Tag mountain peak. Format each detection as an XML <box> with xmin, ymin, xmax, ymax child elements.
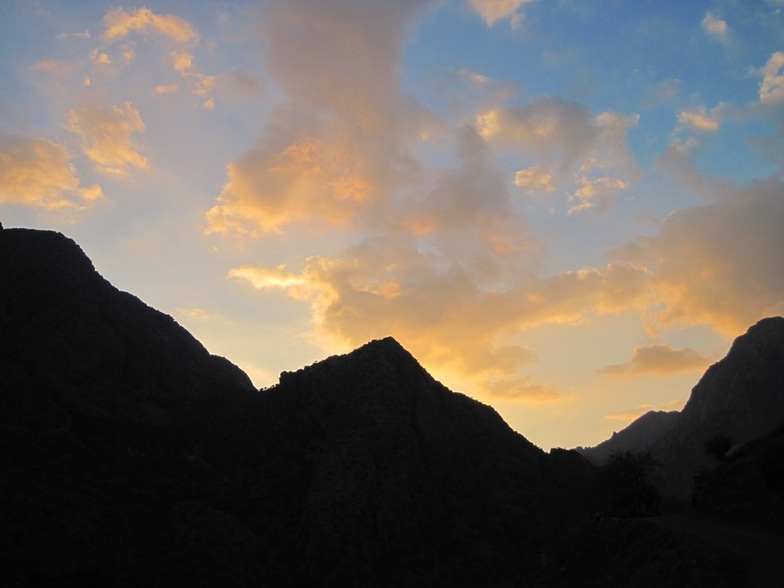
<box><xmin>277</xmin><ymin>335</ymin><xmax>432</xmax><ymax>394</ymax></box>
<box><xmin>659</xmin><ymin>315</ymin><xmax>784</xmax><ymax>499</ymax></box>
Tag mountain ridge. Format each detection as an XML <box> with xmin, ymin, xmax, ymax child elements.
<box><xmin>0</xmin><ymin>226</ymin><xmax>582</xmax><ymax>586</ymax></box>
<box><xmin>2</xmin><ymin>225</ymin><xmax>781</xmax><ymax>586</ymax></box>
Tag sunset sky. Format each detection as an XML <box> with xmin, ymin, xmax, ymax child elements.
<box><xmin>2</xmin><ymin>0</ymin><xmax>783</xmax><ymax>450</ymax></box>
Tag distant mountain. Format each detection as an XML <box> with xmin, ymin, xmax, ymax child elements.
<box><xmin>576</xmin><ymin>410</ymin><xmax>680</xmax><ymax>465</ymax></box>
<box><xmin>655</xmin><ymin>317</ymin><xmax>784</xmax><ymax>500</ymax></box>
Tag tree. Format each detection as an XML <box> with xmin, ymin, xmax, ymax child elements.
<box><xmin>603</xmin><ymin>450</ymin><xmax>661</xmax><ymax>517</ymax></box>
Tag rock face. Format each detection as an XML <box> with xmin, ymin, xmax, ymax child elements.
<box><xmin>656</xmin><ymin>317</ymin><xmax>784</xmax><ymax>500</ymax></box>
<box><xmin>227</xmin><ymin>337</ymin><xmax>583</xmax><ymax>586</ymax></box>
<box><xmin>0</xmin><ymin>228</ymin><xmax>255</xmax><ymax>432</ymax></box>
<box><xmin>0</xmin><ymin>227</ymin><xmax>582</xmax><ymax>586</ymax></box>
<box><xmin>576</xmin><ymin>410</ymin><xmax>680</xmax><ymax>465</ymax></box>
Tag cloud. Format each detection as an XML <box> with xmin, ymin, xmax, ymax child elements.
<box><xmin>481</xmin><ymin>376</ymin><xmax>563</xmax><ymax>403</ymax></box>
<box><xmin>568</xmin><ymin>176</ymin><xmax>628</xmax><ymax>214</ymax></box>
<box><xmin>102</xmin><ymin>7</ymin><xmax>198</xmax><ymax>44</ymax></box>
<box><xmin>478</xmin><ymin>100</ymin><xmax>638</xmax><ymax>212</ymax></box>
<box><xmin>169</xmin><ymin>50</ymin><xmax>217</xmax><ymax>108</ymax></box>
<box><xmin>65</xmin><ymin>101</ymin><xmax>149</xmax><ymax>177</ymax></box>
<box><xmin>612</xmin><ymin>177</ymin><xmax>784</xmax><ymax>335</ymax></box>
<box><xmin>229</xmin><ymin>231</ymin><xmax>649</xmax><ymax>402</ymax></box>
<box><xmin>756</xmin><ymin>51</ymin><xmax>784</xmax><ymax>105</ymax></box>
<box><xmin>677</xmin><ymin>106</ymin><xmax>721</xmax><ymax>133</ymax></box>
<box><xmin>468</xmin><ymin>0</ymin><xmax>536</xmax><ymax>28</ymax></box>
<box><xmin>600</xmin><ymin>344</ymin><xmax>712</xmax><ymax>376</ymax></box>
<box><xmin>205</xmin><ymin>0</ymin><xmax>434</xmax><ymax>236</ymax></box>
<box><xmin>701</xmin><ymin>11</ymin><xmax>729</xmax><ymax>40</ymax></box>
<box><xmin>153</xmin><ymin>84</ymin><xmax>178</xmax><ymax>96</ymax></box>
<box><xmin>0</xmin><ymin>133</ymin><xmax>102</xmax><ymax>210</ymax></box>
<box><xmin>205</xmin><ymin>135</ymin><xmax>375</xmax><ymax>236</ymax></box>
<box><xmin>514</xmin><ymin>166</ymin><xmax>555</xmax><ymax>194</ymax></box>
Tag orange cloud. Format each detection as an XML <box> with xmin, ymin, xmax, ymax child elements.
<box><xmin>600</xmin><ymin>344</ymin><xmax>712</xmax><ymax>376</ymax></box>
<box><xmin>206</xmin><ymin>1</ymin><xmax>433</xmax><ymax>236</ymax></box>
<box><xmin>169</xmin><ymin>50</ymin><xmax>216</xmax><ymax>107</ymax></box>
<box><xmin>613</xmin><ymin>177</ymin><xmax>784</xmax><ymax>335</ymax></box>
<box><xmin>468</xmin><ymin>0</ymin><xmax>536</xmax><ymax>28</ymax></box>
<box><xmin>514</xmin><ymin>166</ymin><xmax>555</xmax><ymax>194</ymax></box>
<box><xmin>65</xmin><ymin>101</ymin><xmax>149</xmax><ymax>177</ymax></box>
<box><xmin>701</xmin><ymin>11</ymin><xmax>729</xmax><ymax>40</ymax></box>
<box><xmin>103</xmin><ymin>7</ymin><xmax>198</xmax><ymax>44</ymax></box>
<box><xmin>0</xmin><ymin>134</ymin><xmax>102</xmax><ymax>210</ymax></box>
<box><xmin>205</xmin><ymin>137</ymin><xmax>375</xmax><ymax>236</ymax></box>
<box><xmin>477</xmin><ymin>100</ymin><xmax>638</xmax><ymax>212</ymax></box>
<box><xmin>229</xmin><ymin>234</ymin><xmax>649</xmax><ymax>403</ymax></box>
<box><xmin>677</xmin><ymin>108</ymin><xmax>720</xmax><ymax>133</ymax></box>
<box><xmin>480</xmin><ymin>377</ymin><xmax>564</xmax><ymax>403</ymax></box>
<box><xmin>757</xmin><ymin>51</ymin><xmax>784</xmax><ymax>105</ymax></box>
<box><xmin>568</xmin><ymin>176</ymin><xmax>628</xmax><ymax>214</ymax></box>
<box><xmin>153</xmin><ymin>84</ymin><xmax>178</xmax><ymax>96</ymax></box>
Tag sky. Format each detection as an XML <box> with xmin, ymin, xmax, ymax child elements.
<box><xmin>2</xmin><ymin>0</ymin><xmax>783</xmax><ymax>450</ymax></box>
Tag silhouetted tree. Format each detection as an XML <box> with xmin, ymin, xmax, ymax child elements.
<box><xmin>603</xmin><ymin>450</ymin><xmax>661</xmax><ymax>517</ymax></box>
<box><xmin>705</xmin><ymin>434</ymin><xmax>732</xmax><ymax>462</ymax></box>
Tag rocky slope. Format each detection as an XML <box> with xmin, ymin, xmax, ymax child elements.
<box><xmin>656</xmin><ymin>317</ymin><xmax>784</xmax><ymax>500</ymax></box>
<box><xmin>576</xmin><ymin>410</ymin><xmax>679</xmax><ymax>465</ymax></box>
<box><xmin>0</xmin><ymin>226</ymin><xmax>582</xmax><ymax>586</ymax></box>
<box><xmin>3</xmin><ymin>225</ymin><xmax>781</xmax><ymax>586</ymax></box>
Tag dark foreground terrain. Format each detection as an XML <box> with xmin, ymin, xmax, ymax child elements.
<box><xmin>1</xmin><ymin>226</ymin><xmax>782</xmax><ymax>586</ymax></box>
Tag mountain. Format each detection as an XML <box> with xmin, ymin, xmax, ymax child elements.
<box><xmin>0</xmin><ymin>227</ymin><xmax>255</xmax><ymax>432</ymax></box>
<box><xmin>2</xmin><ymin>225</ymin><xmax>779</xmax><ymax>586</ymax></box>
<box><xmin>0</xmin><ymin>226</ymin><xmax>582</xmax><ymax>586</ymax></box>
<box><xmin>576</xmin><ymin>410</ymin><xmax>680</xmax><ymax>465</ymax></box>
<box><xmin>656</xmin><ymin>317</ymin><xmax>784</xmax><ymax>500</ymax></box>
<box><xmin>241</xmin><ymin>337</ymin><xmax>583</xmax><ymax>585</ymax></box>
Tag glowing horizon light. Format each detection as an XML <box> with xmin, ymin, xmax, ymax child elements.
<box><xmin>2</xmin><ymin>0</ymin><xmax>783</xmax><ymax>450</ymax></box>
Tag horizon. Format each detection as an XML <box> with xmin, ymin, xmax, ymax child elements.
<box><xmin>2</xmin><ymin>1</ymin><xmax>783</xmax><ymax>450</ymax></box>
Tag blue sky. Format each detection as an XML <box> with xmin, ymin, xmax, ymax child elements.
<box><xmin>2</xmin><ymin>0</ymin><xmax>783</xmax><ymax>449</ymax></box>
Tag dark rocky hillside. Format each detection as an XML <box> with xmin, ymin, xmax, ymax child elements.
<box><xmin>2</xmin><ymin>225</ymin><xmax>781</xmax><ymax>587</ymax></box>
<box><xmin>0</xmin><ymin>226</ymin><xmax>583</xmax><ymax>586</ymax></box>
<box><xmin>655</xmin><ymin>317</ymin><xmax>784</xmax><ymax>500</ymax></box>
<box><xmin>576</xmin><ymin>410</ymin><xmax>679</xmax><ymax>466</ymax></box>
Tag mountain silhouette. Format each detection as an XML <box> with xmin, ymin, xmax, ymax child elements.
<box><xmin>576</xmin><ymin>410</ymin><xmax>679</xmax><ymax>465</ymax></box>
<box><xmin>655</xmin><ymin>316</ymin><xmax>784</xmax><ymax>500</ymax></box>
<box><xmin>0</xmin><ymin>226</ymin><xmax>581</xmax><ymax>586</ymax></box>
<box><xmin>2</xmin><ymin>225</ymin><xmax>780</xmax><ymax>586</ymax></box>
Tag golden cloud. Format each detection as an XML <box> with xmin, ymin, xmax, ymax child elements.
<box><xmin>701</xmin><ymin>11</ymin><xmax>729</xmax><ymax>39</ymax></box>
<box><xmin>568</xmin><ymin>176</ymin><xmax>629</xmax><ymax>214</ymax></box>
<box><xmin>599</xmin><ymin>344</ymin><xmax>712</xmax><ymax>376</ymax></box>
<box><xmin>153</xmin><ymin>84</ymin><xmax>178</xmax><ymax>96</ymax></box>
<box><xmin>0</xmin><ymin>134</ymin><xmax>102</xmax><ymax>210</ymax></box>
<box><xmin>65</xmin><ymin>101</ymin><xmax>149</xmax><ymax>177</ymax></box>
<box><xmin>229</xmin><ymin>233</ymin><xmax>650</xmax><ymax>403</ymax></box>
<box><xmin>757</xmin><ymin>51</ymin><xmax>784</xmax><ymax>105</ymax></box>
<box><xmin>205</xmin><ymin>137</ymin><xmax>375</xmax><ymax>236</ymax></box>
<box><xmin>477</xmin><ymin>100</ymin><xmax>638</xmax><ymax>212</ymax></box>
<box><xmin>206</xmin><ymin>2</ymin><xmax>435</xmax><ymax>236</ymax></box>
<box><xmin>468</xmin><ymin>0</ymin><xmax>535</xmax><ymax>28</ymax></box>
<box><xmin>677</xmin><ymin>106</ymin><xmax>720</xmax><ymax>133</ymax></box>
<box><xmin>103</xmin><ymin>7</ymin><xmax>198</xmax><ymax>44</ymax></box>
<box><xmin>514</xmin><ymin>166</ymin><xmax>555</xmax><ymax>194</ymax></box>
<box><xmin>480</xmin><ymin>377</ymin><xmax>563</xmax><ymax>403</ymax></box>
<box><xmin>613</xmin><ymin>177</ymin><xmax>784</xmax><ymax>335</ymax></box>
